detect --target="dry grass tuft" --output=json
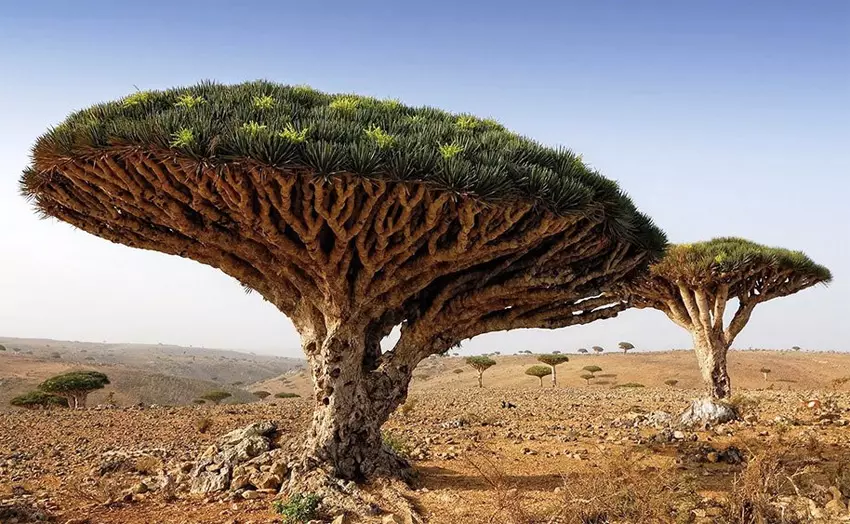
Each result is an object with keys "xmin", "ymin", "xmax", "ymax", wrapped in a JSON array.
[{"xmin": 194, "ymin": 416, "xmax": 212, "ymax": 434}]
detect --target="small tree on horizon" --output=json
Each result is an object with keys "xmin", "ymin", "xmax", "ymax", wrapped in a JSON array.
[
  {"xmin": 760, "ymin": 368, "xmax": 772, "ymax": 381},
  {"xmin": 577, "ymin": 348, "xmax": 588, "ymax": 354},
  {"xmin": 620, "ymin": 238, "xmax": 830, "ymax": 400},
  {"xmin": 38, "ymin": 370, "xmax": 110, "ymax": 409},
  {"xmin": 618, "ymin": 341, "xmax": 635, "ymax": 354},
  {"xmin": 664, "ymin": 379, "xmax": 679, "ymax": 387},
  {"xmin": 525, "ymin": 365, "xmax": 552, "ymax": 387},
  {"xmin": 200, "ymin": 390, "xmax": 232, "ymax": 405},
  {"xmin": 466, "ymin": 356, "xmax": 497, "ymax": 388},
  {"xmin": 536, "ymin": 354, "xmax": 570, "ymax": 387},
  {"xmin": 792, "ymin": 346, "xmax": 801, "ymax": 352},
  {"xmin": 592, "ymin": 346, "xmax": 604, "ymax": 355}
]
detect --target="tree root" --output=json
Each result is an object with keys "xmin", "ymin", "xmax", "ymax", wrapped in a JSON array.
[{"xmin": 283, "ymin": 449, "xmax": 421, "ymax": 522}]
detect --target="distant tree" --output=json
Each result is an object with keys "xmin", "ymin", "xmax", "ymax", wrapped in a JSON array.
[
  {"xmin": 618, "ymin": 342, "xmax": 635, "ymax": 354},
  {"xmin": 10, "ymin": 391, "xmax": 67, "ymax": 409},
  {"xmin": 50, "ymin": 351, "xmax": 62, "ymax": 359},
  {"xmin": 664, "ymin": 379, "xmax": 679, "ymax": 387},
  {"xmin": 580, "ymin": 373, "xmax": 595, "ymax": 385},
  {"xmin": 200, "ymin": 390, "xmax": 232, "ymax": 405},
  {"xmin": 465, "ymin": 356, "xmax": 497, "ymax": 388},
  {"xmin": 577, "ymin": 348, "xmax": 588, "ymax": 354},
  {"xmin": 525, "ymin": 365, "xmax": 552, "ymax": 387},
  {"xmin": 792, "ymin": 346, "xmax": 801, "ymax": 352},
  {"xmin": 592, "ymin": 346, "xmax": 604, "ymax": 355},
  {"xmin": 452, "ymin": 353, "xmax": 460, "ymax": 357},
  {"xmin": 536, "ymin": 354, "xmax": 570, "ymax": 387},
  {"xmin": 38, "ymin": 371, "xmax": 110, "ymax": 409},
  {"xmin": 582, "ymin": 365, "xmax": 602, "ymax": 374},
  {"xmin": 0, "ymin": 344, "xmax": 6, "ymax": 351},
  {"xmin": 252, "ymin": 391, "xmax": 271, "ymax": 400},
  {"xmin": 275, "ymin": 392, "xmax": 300, "ymax": 399},
  {"xmin": 619, "ymin": 238, "xmax": 830, "ymax": 401},
  {"xmin": 231, "ymin": 381, "xmax": 244, "ymax": 387},
  {"xmin": 552, "ymin": 350, "xmax": 562, "ymax": 354},
  {"xmin": 193, "ymin": 399, "xmax": 206, "ymax": 405},
  {"xmin": 759, "ymin": 368, "xmax": 772, "ymax": 381}
]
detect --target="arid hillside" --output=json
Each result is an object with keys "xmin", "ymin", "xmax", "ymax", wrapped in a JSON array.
[{"xmin": 0, "ymin": 337, "xmax": 304, "ymax": 410}]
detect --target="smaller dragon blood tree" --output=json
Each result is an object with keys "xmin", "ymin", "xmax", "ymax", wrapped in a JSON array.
[
  {"xmin": 620, "ymin": 238, "xmax": 830, "ymax": 420},
  {"xmin": 466, "ymin": 356, "xmax": 496, "ymax": 388},
  {"xmin": 536, "ymin": 353, "xmax": 569, "ymax": 387},
  {"xmin": 525, "ymin": 365, "xmax": 552, "ymax": 387},
  {"xmin": 39, "ymin": 371, "xmax": 110, "ymax": 409}
]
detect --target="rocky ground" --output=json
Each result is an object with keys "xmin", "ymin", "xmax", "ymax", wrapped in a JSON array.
[{"xmin": 2, "ymin": 386, "xmax": 850, "ymax": 523}]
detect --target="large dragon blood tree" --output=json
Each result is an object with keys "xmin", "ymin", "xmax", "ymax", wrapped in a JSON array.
[
  {"xmin": 621, "ymin": 238, "xmax": 831, "ymax": 403},
  {"xmin": 21, "ymin": 81, "xmax": 665, "ymax": 490}
]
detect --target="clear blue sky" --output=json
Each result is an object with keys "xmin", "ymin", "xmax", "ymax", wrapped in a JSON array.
[{"xmin": 1, "ymin": 1, "xmax": 848, "ymax": 355}]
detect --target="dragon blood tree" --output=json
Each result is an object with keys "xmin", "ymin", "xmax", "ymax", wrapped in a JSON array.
[
  {"xmin": 621, "ymin": 238, "xmax": 830, "ymax": 404},
  {"xmin": 21, "ymin": 81, "xmax": 664, "ymax": 495}
]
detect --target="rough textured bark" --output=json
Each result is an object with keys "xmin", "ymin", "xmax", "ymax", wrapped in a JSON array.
[
  {"xmin": 692, "ymin": 331, "xmax": 731, "ymax": 400},
  {"xmin": 29, "ymin": 151, "xmax": 654, "ymax": 486},
  {"xmin": 476, "ymin": 371, "xmax": 484, "ymax": 388},
  {"xmin": 551, "ymin": 365, "xmax": 558, "ymax": 387}
]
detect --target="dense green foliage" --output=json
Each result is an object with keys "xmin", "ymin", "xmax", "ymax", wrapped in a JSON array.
[
  {"xmin": 618, "ymin": 342, "xmax": 634, "ymax": 351},
  {"xmin": 465, "ymin": 356, "xmax": 497, "ymax": 371},
  {"xmin": 537, "ymin": 354, "xmax": 569, "ymax": 367},
  {"xmin": 651, "ymin": 238, "xmax": 832, "ymax": 284},
  {"xmin": 273, "ymin": 492, "xmax": 321, "ymax": 523},
  {"xmin": 582, "ymin": 365, "xmax": 602, "ymax": 373},
  {"xmin": 10, "ymin": 390, "xmax": 68, "ymax": 409},
  {"xmin": 39, "ymin": 371, "xmax": 110, "ymax": 394},
  {"xmin": 275, "ymin": 392, "xmax": 300, "ymax": 399},
  {"xmin": 199, "ymin": 390, "xmax": 232, "ymax": 404},
  {"xmin": 525, "ymin": 365, "xmax": 553, "ymax": 379},
  {"xmin": 23, "ymin": 80, "xmax": 665, "ymax": 251}
]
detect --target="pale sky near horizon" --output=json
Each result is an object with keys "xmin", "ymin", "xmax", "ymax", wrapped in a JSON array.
[{"xmin": 1, "ymin": 1, "xmax": 848, "ymax": 357}]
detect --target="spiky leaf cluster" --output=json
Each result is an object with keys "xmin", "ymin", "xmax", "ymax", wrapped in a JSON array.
[
  {"xmin": 537, "ymin": 354, "xmax": 570, "ymax": 366},
  {"xmin": 465, "ymin": 355, "xmax": 496, "ymax": 371},
  {"xmin": 525, "ymin": 365, "xmax": 553, "ymax": 378},
  {"xmin": 38, "ymin": 371, "xmax": 110, "ymax": 394},
  {"xmin": 23, "ymin": 80, "xmax": 665, "ymax": 251},
  {"xmin": 651, "ymin": 238, "xmax": 832, "ymax": 286}
]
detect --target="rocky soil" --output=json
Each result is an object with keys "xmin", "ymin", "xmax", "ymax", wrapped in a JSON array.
[{"xmin": 1, "ymin": 387, "xmax": 850, "ymax": 523}]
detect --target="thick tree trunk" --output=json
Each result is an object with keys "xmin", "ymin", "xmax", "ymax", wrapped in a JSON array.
[
  {"xmin": 692, "ymin": 331, "xmax": 731, "ymax": 400},
  {"xmin": 295, "ymin": 327, "xmax": 410, "ymax": 482},
  {"xmin": 538, "ymin": 376, "xmax": 543, "ymax": 387},
  {"xmin": 477, "ymin": 370, "xmax": 483, "ymax": 388},
  {"xmin": 551, "ymin": 365, "xmax": 557, "ymax": 387}
]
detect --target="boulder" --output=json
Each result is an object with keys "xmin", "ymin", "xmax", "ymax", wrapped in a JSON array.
[
  {"xmin": 679, "ymin": 399, "xmax": 738, "ymax": 428},
  {"xmin": 189, "ymin": 421, "xmax": 277, "ymax": 494}
]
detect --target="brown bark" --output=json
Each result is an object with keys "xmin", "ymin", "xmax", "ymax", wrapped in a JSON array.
[{"xmin": 476, "ymin": 370, "xmax": 484, "ymax": 388}]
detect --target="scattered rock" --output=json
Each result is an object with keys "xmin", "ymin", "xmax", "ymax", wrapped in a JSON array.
[{"xmin": 679, "ymin": 399, "xmax": 738, "ymax": 428}]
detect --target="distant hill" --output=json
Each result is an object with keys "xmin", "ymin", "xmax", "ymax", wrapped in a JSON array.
[{"xmin": 0, "ymin": 337, "xmax": 305, "ymax": 410}]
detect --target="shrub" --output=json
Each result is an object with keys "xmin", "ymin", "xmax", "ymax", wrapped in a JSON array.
[
  {"xmin": 382, "ymin": 431, "xmax": 411, "ymax": 457},
  {"xmin": 0, "ymin": 344, "xmax": 5, "ymax": 351},
  {"xmin": 580, "ymin": 373, "xmax": 595, "ymax": 385},
  {"xmin": 399, "ymin": 398, "xmax": 417, "ymax": 417},
  {"xmin": 195, "ymin": 416, "xmax": 212, "ymax": 433},
  {"xmin": 50, "ymin": 351, "xmax": 62, "ymax": 359},
  {"xmin": 273, "ymin": 493, "xmax": 322, "ymax": 523},
  {"xmin": 452, "ymin": 368, "xmax": 464, "ymax": 374},
  {"xmin": 615, "ymin": 382, "xmax": 645, "ymax": 388},
  {"xmin": 200, "ymin": 390, "xmax": 231, "ymax": 404},
  {"xmin": 664, "ymin": 379, "xmax": 679, "ymax": 387},
  {"xmin": 252, "ymin": 390, "xmax": 271, "ymax": 400},
  {"xmin": 10, "ymin": 390, "xmax": 68, "ymax": 409},
  {"xmin": 275, "ymin": 392, "xmax": 300, "ymax": 399}
]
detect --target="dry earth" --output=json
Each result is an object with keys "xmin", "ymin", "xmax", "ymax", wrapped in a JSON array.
[{"xmin": 1, "ymin": 350, "xmax": 850, "ymax": 523}]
